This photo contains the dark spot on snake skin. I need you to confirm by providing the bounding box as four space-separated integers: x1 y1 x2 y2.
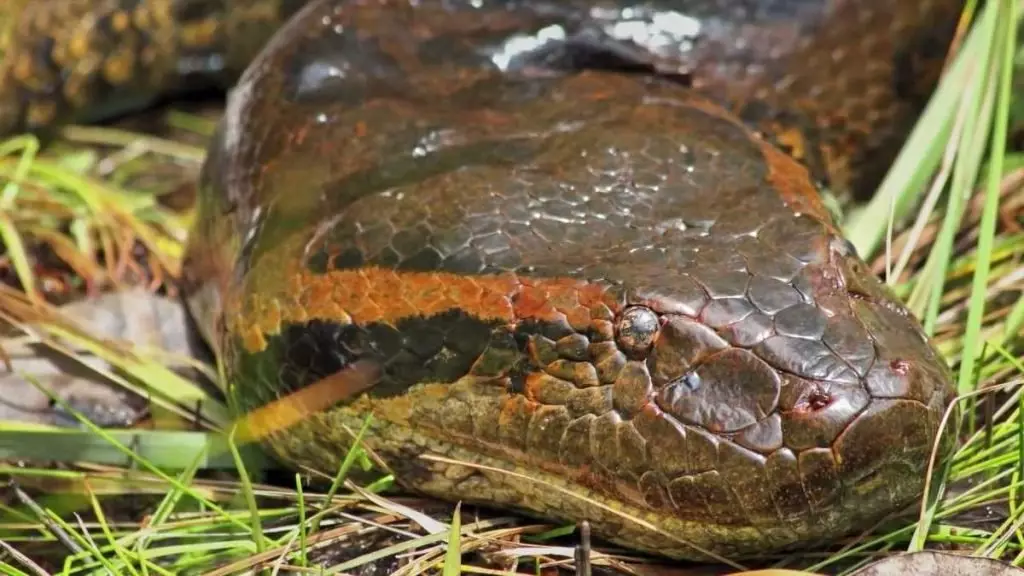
231 309 635 414
307 249 330 274
232 311 500 411
330 247 365 270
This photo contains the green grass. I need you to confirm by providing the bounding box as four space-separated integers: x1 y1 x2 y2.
0 1 1021 574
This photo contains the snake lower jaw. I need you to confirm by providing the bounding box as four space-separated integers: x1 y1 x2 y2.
256 373 955 561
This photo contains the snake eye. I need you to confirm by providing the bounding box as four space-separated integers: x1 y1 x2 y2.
615 306 660 358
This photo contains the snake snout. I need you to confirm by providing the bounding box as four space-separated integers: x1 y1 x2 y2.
771 298 954 522
818 249 958 506
754 239 959 517
846 294 957 466
829 241 955 407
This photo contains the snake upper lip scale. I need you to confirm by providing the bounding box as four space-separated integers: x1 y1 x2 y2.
1 0 963 562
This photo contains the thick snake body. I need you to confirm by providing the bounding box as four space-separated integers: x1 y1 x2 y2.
1 0 962 560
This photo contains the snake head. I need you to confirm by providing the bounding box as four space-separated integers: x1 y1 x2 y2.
624 220 958 548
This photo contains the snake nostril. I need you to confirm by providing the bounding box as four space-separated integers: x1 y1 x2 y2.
890 359 911 375
788 387 835 416
807 391 832 411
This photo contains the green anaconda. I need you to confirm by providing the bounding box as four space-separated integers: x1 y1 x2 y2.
0 0 963 561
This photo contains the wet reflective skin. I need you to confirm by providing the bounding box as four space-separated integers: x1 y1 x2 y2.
1 0 962 560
